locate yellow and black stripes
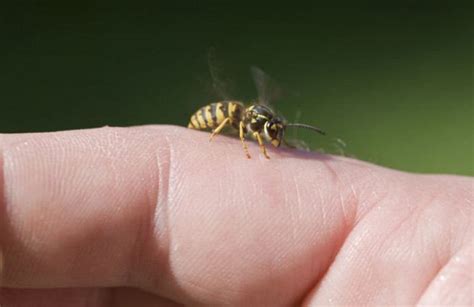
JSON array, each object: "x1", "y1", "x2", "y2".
[
  {"x1": 188, "y1": 100, "x2": 324, "y2": 159},
  {"x1": 188, "y1": 101, "x2": 244, "y2": 130},
  {"x1": 188, "y1": 106, "x2": 207, "y2": 129}
]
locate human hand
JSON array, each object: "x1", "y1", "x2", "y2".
[{"x1": 0, "y1": 126, "x2": 471, "y2": 306}]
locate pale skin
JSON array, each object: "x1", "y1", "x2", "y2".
[{"x1": 0, "y1": 126, "x2": 472, "y2": 306}]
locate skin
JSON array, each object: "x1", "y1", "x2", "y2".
[{"x1": 0, "y1": 125, "x2": 472, "y2": 306}]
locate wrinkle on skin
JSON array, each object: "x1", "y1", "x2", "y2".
[
  {"x1": 322, "y1": 158, "x2": 359, "y2": 233},
  {"x1": 289, "y1": 174, "x2": 301, "y2": 248}
]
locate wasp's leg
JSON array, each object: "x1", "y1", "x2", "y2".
[
  {"x1": 209, "y1": 117, "x2": 231, "y2": 141},
  {"x1": 239, "y1": 121, "x2": 251, "y2": 159},
  {"x1": 253, "y1": 132, "x2": 270, "y2": 159}
]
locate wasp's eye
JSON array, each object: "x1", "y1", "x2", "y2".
[
  {"x1": 266, "y1": 121, "x2": 275, "y2": 129},
  {"x1": 266, "y1": 121, "x2": 278, "y2": 138}
]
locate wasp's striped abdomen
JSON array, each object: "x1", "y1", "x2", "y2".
[{"x1": 188, "y1": 101, "x2": 244, "y2": 130}]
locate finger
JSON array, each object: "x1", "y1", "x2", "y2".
[{"x1": 1, "y1": 126, "x2": 470, "y2": 306}]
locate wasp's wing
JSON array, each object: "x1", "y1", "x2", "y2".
[
  {"x1": 282, "y1": 109, "x2": 303, "y2": 150},
  {"x1": 250, "y1": 66, "x2": 284, "y2": 107},
  {"x1": 207, "y1": 47, "x2": 236, "y2": 101},
  {"x1": 283, "y1": 138, "x2": 311, "y2": 151},
  {"x1": 330, "y1": 138, "x2": 348, "y2": 156}
]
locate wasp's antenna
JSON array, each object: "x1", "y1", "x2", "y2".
[{"x1": 286, "y1": 123, "x2": 326, "y2": 135}]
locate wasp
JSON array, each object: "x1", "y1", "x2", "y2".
[{"x1": 187, "y1": 67, "x2": 325, "y2": 159}]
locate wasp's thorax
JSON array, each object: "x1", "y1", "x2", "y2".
[{"x1": 244, "y1": 105, "x2": 285, "y2": 147}]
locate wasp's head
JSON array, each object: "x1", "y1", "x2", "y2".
[{"x1": 264, "y1": 117, "x2": 285, "y2": 147}]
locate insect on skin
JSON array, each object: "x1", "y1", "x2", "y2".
[{"x1": 187, "y1": 101, "x2": 325, "y2": 159}]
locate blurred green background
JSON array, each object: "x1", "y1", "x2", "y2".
[{"x1": 1, "y1": 2, "x2": 472, "y2": 175}]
